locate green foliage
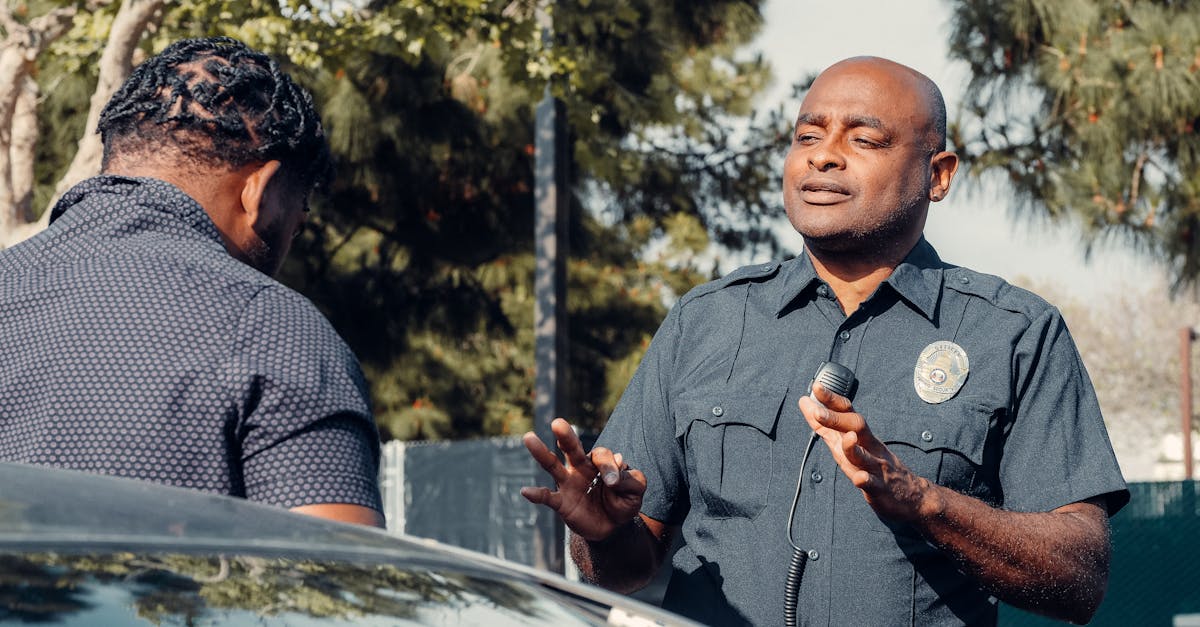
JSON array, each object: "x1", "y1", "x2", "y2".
[
  {"x1": 948, "y1": 0, "x2": 1200, "y2": 291},
  {"x1": 31, "y1": 0, "x2": 787, "y2": 439}
]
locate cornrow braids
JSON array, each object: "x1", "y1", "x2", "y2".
[{"x1": 98, "y1": 36, "x2": 331, "y2": 190}]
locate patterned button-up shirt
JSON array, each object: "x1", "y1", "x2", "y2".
[{"x1": 0, "y1": 176, "x2": 381, "y2": 513}]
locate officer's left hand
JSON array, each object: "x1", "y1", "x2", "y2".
[{"x1": 798, "y1": 383, "x2": 936, "y2": 524}]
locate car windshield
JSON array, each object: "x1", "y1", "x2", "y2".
[
  {"x1": 0, "y1": 464, "x2": 694, "y2": 627},
  {"x1": 1, "y1": 550, "x2": 602, "y2": 626}
]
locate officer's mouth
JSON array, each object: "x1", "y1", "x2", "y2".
[{"x1": 799, "y1": 180, "x2": 851, "y2": 205}]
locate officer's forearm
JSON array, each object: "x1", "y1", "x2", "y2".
[
  {"x1": 570, "y1": 514, "x2": 672, "y2": 594},
  {"x1": 913, "y1": 484, "x2": 1110, "y2": 625}
]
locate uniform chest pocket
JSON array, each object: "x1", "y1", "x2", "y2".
[
  {"x1": 865, "y1": 399, "x2": 993, "y2": 535},
  {"x1": 675, "y1": 392, "x2": 786, "y2": 520}
]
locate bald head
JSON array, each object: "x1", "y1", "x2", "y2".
[
  {"x1": 782, "y1": 55, "x2": 960, "y2": 264},
  {"x1": 814, "y1": 57, "x2": 947, "y2": 153}
]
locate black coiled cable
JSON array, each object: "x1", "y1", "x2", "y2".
[
  {"x1": 783, "y1": 540, "x2": 808, "y2": 627},
  {"x1": 784, "y1": 432, "x2": 818, "y2": 627}
]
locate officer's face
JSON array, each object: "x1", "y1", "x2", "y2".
[{"x1": 782, "y1": 60, "x2": 938, "y2": 257}]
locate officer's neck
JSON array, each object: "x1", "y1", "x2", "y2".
[{"x1": 805, "y1": 239, "x2": 916, "y2": 316}]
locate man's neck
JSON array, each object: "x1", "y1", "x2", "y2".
[{"x1": 805, "y1": 238, "x2": 919, "y2": 315}]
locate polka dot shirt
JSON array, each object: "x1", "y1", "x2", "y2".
[{"x1": 0, "y1": 175, "x2": 382, "y2": 513}]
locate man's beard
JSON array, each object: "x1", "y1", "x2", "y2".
[{"x1": 245, "y1": 217, "x2": 288, "y2": 277}]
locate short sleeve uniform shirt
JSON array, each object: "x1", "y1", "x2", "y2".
[
  {"x1": 0, "y1": 176, "x2": 382, "y2": 513},
  {"x1": 596, "y1": 239, "x2": 1128, "y2": 626}
]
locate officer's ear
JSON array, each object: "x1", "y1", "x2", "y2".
[{"x1": 928, "y1": 151, "x2": 959, "y2": 202}]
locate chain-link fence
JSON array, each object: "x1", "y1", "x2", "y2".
[{"x1": 1003, "y1": 480, "x2": 1200, "y2": 626}]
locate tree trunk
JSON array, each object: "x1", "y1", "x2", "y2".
[
  {"x1": 0, "y1": 4, "x2": 77, "y2": 248},
  {"x1": 0, "y1": 45, "x2": 27, "y2": 237},
  {"x1": 11, "y1": 74, "x2": 38, "y2": 222},
  {"x1": 48, "y1": 0, "x2": 166, "y2": 218}
]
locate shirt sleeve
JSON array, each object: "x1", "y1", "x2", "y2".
[
  {"x1": 227, "y1": 285, "x2": 382, "y2": 512},
  {"x1": 1000, "y1": 306, "x2": 1129, "y2": 515},
  {"x1": 595, "y1": 302, "x2": 690, "y2": 525}
]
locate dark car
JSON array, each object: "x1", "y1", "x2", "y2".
[{"x1": 0, "y1": 462, "x2": 696, "y2": 626}]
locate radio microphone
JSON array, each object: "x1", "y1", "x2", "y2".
[{"x1": 809, "y1": 361, "x2": 855, "y2": 401}]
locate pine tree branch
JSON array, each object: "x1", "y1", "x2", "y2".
[
  {"x1": 1130, "y1": 150, "x2": 1148, "y2": 210},
  {"x1": 640, "y1": 138, "x2": 781, "y2": 174}
]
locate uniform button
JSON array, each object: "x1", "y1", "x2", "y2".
[
  {"x1": 762, "y1": 264, "x2": 774, "y2": 272},
  {"x1": 811, "y1": 471, "x2": 823, "y2": 483},
  {"x1": 816, "y1": 285, "x2": 829, "y2": 297},
  {"x1": 839, "y1": 330, "x2": 851, "y2": 341},
  {"x1": 712, "y1": 406, "x2": 724, "y2": 417},
  {"x1": 807, "y1": 549, "x2": 820, "y2": 560},
  {"x1": 960, "y1": 276, "x2": 970, "y2": 284},
  {"x1": 921, "y1": 430, "x2": 934, "y2": 442}
]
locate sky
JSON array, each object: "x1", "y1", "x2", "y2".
[{"x1": 750, "y1": 0, "x2": 1155, "y2": 301}]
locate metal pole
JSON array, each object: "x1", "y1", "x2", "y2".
[
  {"x1": 533, "y1": 1, "x2": 568, "y2": 575},
  {"x1": 1182, "y1": 327, "x2": 1195, "y2": 480}
]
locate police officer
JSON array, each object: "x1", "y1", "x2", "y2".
[{"x1": 522, "y1": 56, "x2": 1127, "y2": 626}]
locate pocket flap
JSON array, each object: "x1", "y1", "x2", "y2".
[
  {"x1": 673, "y1": 389, "x2": 788, "y2": 439},
  {"x1": 872, "y1": 400, "x2": 991, "y2": 465}
]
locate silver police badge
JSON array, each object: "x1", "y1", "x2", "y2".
[{"x1": 914, "y1": 341, "x2": 969, "y2": 404}]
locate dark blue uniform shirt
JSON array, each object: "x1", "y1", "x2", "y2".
[
  {"x1": 0, "y1": 176, "x2": 382, "y2": 513},
  {"x1": 596, "y1": 239, "x2": 1128, "y2": 626}
]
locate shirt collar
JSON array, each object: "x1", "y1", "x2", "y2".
[
  {"x1": 775, "y1": 238, "x2": 945, "y2": 321},
  {"x1": 883, "y1": 238, "x2": 944, "y2": 321},
  {"x1": 50, "y1": 175, "x2": 224, "y2": 245},
  {"x1": 775, "y1": 251, "x2": 823, "y2": 315}
]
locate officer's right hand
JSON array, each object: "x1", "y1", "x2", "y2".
[{"x1": 520, "y1": 418, "x2": 646, "y2": 542}]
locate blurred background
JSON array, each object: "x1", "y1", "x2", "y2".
[{"x1": 1, "y1": 0, "x2": 1197, "y2": 624}]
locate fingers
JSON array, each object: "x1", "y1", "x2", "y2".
[
  {"x1": 841, "y1": 430, "x2": 878, "y2": 471},
  {"x1": 519, "y1": 485, "x2": 562, "y2": 511},
  {"x1": 797, "y1": 396, "x2": 830, "y2": 435},
  {"x1": 618, "y1": 466, "x2": 648, "y2": 495},
  {"x1": 589, "y1": 447, "x2": 623, "y2": 487},
  {"x1": 810, "y1": 381, "x2": 854, "y2": 412},
  {"x1": 551, "y1": 418, "x2": 592, "y2": 471},
  {"x1": 798, "y1": 394, "x2": 865, "y2": 434},
  {"x1": 522, "y1": 431, "x2": 569, "y2": 484}
]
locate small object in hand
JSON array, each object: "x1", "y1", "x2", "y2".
[{"x1": 584, "y1": 471, "x2": 602, "y2": 495}]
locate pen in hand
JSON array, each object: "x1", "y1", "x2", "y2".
[{"x1": 585, "y1": 471, "x2": 602, "y2": 495}]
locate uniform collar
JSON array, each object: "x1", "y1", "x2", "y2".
[
  {"x1": 776, "y1": 238, "x2": 944, "y2": 321},
  {"x1": 49, "y1": 175, "x2": 224, "y2": 246},
  {"x1": 883, "y1": 238, "x2": 943, "y2": 321}
]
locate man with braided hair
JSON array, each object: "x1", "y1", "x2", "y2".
[{"x1": 0, "y1": 37, "x2": 384, "y2": 527}]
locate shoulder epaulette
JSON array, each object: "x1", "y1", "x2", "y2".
[
  {"x1": 679, "y1": 261, "x2": 781, "y2": 305},
  {"x1": 944, "y1": 266, "x2": 1054, "y2": 319}
]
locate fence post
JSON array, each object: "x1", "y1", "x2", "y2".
[
  {"x1": 532, "y1": 1, "x2": 569, "y2": 575},
  {"x1": 1183, "y1": 327, "x2": 1195, "y2": 480},
  {"x1": 379, "y1": 440, "x2": 406, "y2": 535}
]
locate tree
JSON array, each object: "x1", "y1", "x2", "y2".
[
  {"x1": 1015, "y1": 275, "x2": 1200, "y2": 478},
  {"x1": 946, "y1": 0, "x2": 1200, "y2": 291},
  {"x1": 8, "y1": 0, "x2": 791, "y2": 440},
  {"x1": 0, "y1": 0, "x2": 80, "y2": 246},
  {"x1": 50, "y1": 0, "x2": 165, "y2": 206}
]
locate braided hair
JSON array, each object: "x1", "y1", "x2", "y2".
[{"x1": 98, "y1": 37, "x2": 330, "y2": 190}]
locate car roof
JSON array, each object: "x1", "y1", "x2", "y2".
[{"x1": 0, "y1": 461, "x2": 697, "y2": 626}]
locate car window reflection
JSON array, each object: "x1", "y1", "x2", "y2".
[{"x1": 0, "y1": 553, "x2": 597, "y2": 626}]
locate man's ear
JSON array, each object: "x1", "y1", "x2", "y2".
[
  {"x1": 239, "y1": 160, "x2": 283, "y2": 224},
  {"x1": 928, "y1": 151, "x2": 959, "y2": 202}
]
